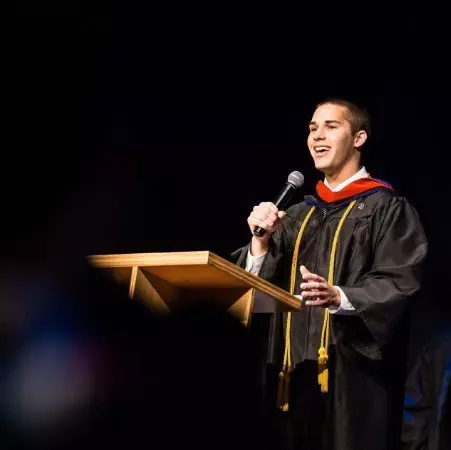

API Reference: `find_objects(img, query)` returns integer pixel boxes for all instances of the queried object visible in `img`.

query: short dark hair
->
[315,98,371,138]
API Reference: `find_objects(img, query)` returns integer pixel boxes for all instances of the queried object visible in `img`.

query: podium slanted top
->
[88,251,301,311]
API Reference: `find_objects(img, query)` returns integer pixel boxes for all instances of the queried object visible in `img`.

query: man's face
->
[307,103,361,175]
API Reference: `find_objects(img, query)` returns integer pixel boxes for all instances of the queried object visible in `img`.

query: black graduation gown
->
[402,331,451,450]
[231,186,428,450]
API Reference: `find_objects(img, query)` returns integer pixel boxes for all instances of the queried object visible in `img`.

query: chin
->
[314,161,332,172]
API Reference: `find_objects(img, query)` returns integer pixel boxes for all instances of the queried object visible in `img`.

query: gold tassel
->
[277,369,291,411]
[318,346,329,393]
[318,369,329,393]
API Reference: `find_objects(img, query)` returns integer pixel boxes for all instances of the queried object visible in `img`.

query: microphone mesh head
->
[288,171,304,188]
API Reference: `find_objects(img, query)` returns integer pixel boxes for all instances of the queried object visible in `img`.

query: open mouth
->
[314,146,331,156]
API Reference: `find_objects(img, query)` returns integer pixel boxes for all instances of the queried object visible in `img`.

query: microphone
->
[253,171,304,237]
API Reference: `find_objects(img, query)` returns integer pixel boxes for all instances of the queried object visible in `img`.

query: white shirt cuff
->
[245,249,267,275]
[328,286,357,315]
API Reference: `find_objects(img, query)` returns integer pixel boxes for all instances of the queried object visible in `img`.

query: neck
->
[324,164,362,189]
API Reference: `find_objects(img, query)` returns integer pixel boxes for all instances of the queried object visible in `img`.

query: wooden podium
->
[88,251,301,326]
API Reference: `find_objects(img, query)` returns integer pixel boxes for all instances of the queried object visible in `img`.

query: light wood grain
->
[129,266,138,298]
[88,251,300,311]
[89,251,211,268]
[131,268,180,313]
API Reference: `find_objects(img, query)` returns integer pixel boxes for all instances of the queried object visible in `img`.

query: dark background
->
[2,2,451,448]
[4,2,450,355]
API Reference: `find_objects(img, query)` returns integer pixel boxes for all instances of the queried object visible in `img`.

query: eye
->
[327,125,337,129]
[309,127,317,133]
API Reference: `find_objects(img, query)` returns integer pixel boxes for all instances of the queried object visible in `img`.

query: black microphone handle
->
[253,183,296,237]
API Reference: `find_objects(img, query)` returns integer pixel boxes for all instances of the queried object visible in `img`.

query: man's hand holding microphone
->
[247,202,286,256]
[246,171,303,256]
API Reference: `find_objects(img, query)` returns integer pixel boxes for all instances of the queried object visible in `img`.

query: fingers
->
[300,269,330,306]
[301,289,327,299]
[248,215,272,230]
[301,272,325,282]
[248,213,276,230]
[262,202,278,213]
[300,265,310,277]
[257,202,279,220]
[304,298,330,307]
[300,265,325,282]
[247,202,285,232]
[254,207,278,225]
[300,281,328,290]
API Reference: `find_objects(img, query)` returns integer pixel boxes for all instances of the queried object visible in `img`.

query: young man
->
[231,99,428,450]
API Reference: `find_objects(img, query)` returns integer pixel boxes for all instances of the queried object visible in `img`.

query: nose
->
[313,128,326,140]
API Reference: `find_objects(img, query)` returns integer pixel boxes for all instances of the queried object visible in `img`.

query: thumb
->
[300,265,310,277]
[278,211,286,219]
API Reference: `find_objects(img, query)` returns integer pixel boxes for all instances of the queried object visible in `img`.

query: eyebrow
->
[309,120,342,126]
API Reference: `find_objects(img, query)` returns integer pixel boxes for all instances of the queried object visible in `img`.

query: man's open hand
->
[300,265,341,308]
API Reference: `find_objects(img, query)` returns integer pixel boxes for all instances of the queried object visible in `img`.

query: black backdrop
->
[5,2,451,355]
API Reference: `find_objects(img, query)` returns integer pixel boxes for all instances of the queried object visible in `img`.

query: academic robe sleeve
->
[340,197,428,348]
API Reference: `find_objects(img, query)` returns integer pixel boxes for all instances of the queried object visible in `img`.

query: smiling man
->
[231,99,428,450]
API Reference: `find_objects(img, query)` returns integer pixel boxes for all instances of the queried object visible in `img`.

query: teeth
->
[315,147,330,151]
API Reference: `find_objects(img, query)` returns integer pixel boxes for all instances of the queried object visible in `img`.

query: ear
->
[354,130,367,149]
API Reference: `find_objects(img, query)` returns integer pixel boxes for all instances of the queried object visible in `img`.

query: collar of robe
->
[315,177,394,204]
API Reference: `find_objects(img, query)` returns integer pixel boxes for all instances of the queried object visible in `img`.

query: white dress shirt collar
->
[323,166,369,192]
